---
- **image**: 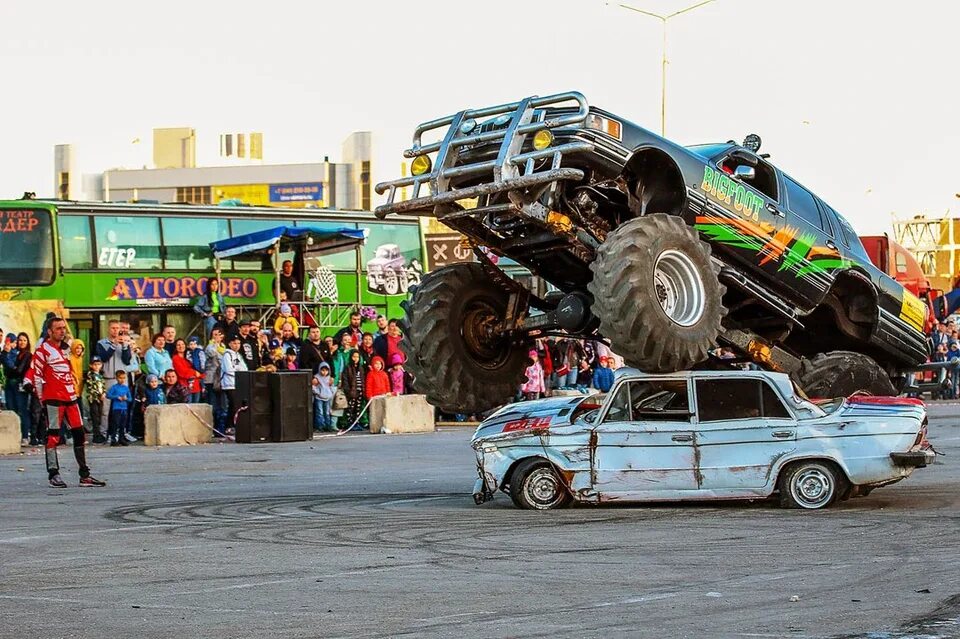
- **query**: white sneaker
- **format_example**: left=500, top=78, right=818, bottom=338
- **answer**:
left=124, top=433, right=137, bottom=442
left=20, top=438, right=28, bottom=446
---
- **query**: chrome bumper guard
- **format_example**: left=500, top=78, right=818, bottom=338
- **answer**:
left=375, top=91, right=594, bottom=220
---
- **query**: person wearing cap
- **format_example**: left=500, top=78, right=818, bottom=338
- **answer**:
left=388, top=352, right=406, bottom=395
left=83, top=355, right=108, bottom=444
left=142, top=373, right=166, bottom=410
left=220, top=334, right=248, bottom=432
left=238, top=319, right=260, bottom=370
left=520, top=349, right=545, bottom=401
left=273, top=303, right=301, bottom=335
left=268, top=338, right=284, bottom=368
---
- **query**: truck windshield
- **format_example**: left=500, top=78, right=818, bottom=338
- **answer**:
left=686, top=143, right=735, bottom=159
left=0, top=208, right=55, bottom=285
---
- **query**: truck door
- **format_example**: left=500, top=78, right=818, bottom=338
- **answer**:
left=776, top=173, right=839, bottom=307
left=696, top=150, right=789, bottom=292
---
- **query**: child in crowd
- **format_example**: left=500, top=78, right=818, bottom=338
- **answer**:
left=269, top=339, right=285, bottom=369
left=575, top=358, right=593, bottom=392
left=162, top=369, right=188, bottom=404
left=84, top=356, right=107, bottom=444
left=364, top=356, right=391, bottom=399
left=143, top=374, right=166, bottom=411
left=340, top=350, right=366, bottom=430
left=105, top=369, right=131, bottom=446
left=284, top=347, right=299, bottom=371
left=592, top=356, right=615, bottom=393
left=388, top=352, right=405, bottom=395
left=520, top=349, right=545, bottom=400
left=187, top=335, right=206, bottom=375
left=312, top=362, right=335, bottom=432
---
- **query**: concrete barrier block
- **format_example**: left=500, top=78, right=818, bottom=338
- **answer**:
left=368, top=394, right=435, bottom=434
left=144, top=404, right=214, bottom=446
left=0, top=410, right=20, bottom=455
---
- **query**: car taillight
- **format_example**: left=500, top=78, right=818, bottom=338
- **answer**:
left=914, top=419, right=929, bottom=447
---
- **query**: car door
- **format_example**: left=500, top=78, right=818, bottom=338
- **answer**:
left=692, top=375, right=797, bottom=494
left=591, top=378, right=699, bottom=499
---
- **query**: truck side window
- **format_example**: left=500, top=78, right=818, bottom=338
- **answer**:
left=783, top=176, right=826, bottom=232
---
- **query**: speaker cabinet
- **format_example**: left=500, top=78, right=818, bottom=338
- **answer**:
left=270, top=371, right=312, bottom=442
left=235, top=371, right=272, bottom=443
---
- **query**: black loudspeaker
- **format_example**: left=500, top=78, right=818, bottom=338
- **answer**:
left=270, top=371, right=312, bottom=442
left=235, top=371, right=272, bottom=443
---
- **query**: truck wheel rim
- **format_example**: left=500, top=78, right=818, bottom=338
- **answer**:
left=525, top=467, right=563, bottom=509
left=653, top=249, right=705, bottom=326
left=791, top=467, right=834, bottom=508
left=384, top=271, right=399, bottom=295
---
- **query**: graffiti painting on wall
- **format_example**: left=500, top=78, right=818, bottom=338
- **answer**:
left=365, top=244, right=422, bottom=296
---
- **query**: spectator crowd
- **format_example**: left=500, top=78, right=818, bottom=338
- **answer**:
left=516, top=337, right=622, bottom=401
left=0, top=308, right=411, bottom=446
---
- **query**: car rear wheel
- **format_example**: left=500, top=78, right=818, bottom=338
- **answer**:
left=778, top=461, right=847, bottom=510
left=588, top=214, right=726, bottom=372
left=400, top=263, right=529, bottom=413
left=509, top=458, right=572, bottom=510
left=795, top=351, right=896, bottom=399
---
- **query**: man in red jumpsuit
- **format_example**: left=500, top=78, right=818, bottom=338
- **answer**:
left=27, top=317, right=106, bottom=488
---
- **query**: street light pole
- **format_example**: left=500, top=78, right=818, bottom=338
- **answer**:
left=616, top=0, right=718, bottom=137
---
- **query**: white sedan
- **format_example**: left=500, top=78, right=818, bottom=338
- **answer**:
left=472, top=370, right=934, bottom=510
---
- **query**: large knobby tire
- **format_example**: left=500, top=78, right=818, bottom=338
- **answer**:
left=400, top=263, right=528, bottom=413
left=795, top=351, right=896, bottom=399
left=587, top=214, right=726, bottom=373
left=778, top=460, right=848, bottom=510
left=509, top=458, right=573, bottom=510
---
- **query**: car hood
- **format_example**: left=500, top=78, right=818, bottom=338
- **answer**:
left=472, top=395, right=599, bottom=445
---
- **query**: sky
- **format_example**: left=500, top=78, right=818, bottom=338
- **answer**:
left=1, top=0, right=958, bottom=235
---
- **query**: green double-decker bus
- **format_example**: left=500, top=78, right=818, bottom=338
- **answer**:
left=0, top=199, right=424, bottom=348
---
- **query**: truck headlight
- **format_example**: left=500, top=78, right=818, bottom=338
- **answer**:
left=532, top=130, right=554, bottom=151
left=585, top=114, right=623, bottom=140
left=411, top=155, right=432, bottom=176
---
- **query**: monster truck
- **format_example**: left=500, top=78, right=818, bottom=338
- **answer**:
left=375, top=91, right=929, bottom=413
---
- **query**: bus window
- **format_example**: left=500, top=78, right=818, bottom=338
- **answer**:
left=0, top=208, right=54, bottom=285
left=295, top=220, right=358, bottom=272
left=162, top=217, right=230, bottom=271
left=230, top=219, right=295, bottom=271
left=94, top=216, right=163, bottom=270
left=58, top=215, right=95, bottom=270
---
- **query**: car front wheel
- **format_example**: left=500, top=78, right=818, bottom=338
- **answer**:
left=778, top=461, right=847, bottom=510
left=509, top=459, right=573, bottom=510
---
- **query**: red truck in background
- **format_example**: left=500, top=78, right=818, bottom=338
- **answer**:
left=861, top=235, right=939, bottom=333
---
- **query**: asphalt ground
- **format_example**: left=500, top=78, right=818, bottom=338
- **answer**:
left=0, top=405, right=957, bottom=639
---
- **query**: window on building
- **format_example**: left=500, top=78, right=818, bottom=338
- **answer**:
left=162, top=217, right=230, bottom=270
left=695, top=378, right=791, bottom=422
left=58, top=215, right=95, bottom=269
left=175, top=186, right=211, bottom=204
left=360, top=160, right=371, bottom=210
left=94, top=216, right=163, bottom=270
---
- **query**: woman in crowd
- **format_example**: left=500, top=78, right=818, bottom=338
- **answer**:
left=145, top=333, right=174, bottom=378
left=171, top=338, right=203, bottom=403
left=193, top=278, right=225, bottom=338
left=339, top=349, right=366, bottom=430
left=2, top=333, right=34, bottom=445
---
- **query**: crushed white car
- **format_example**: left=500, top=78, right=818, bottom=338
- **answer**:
left=472, top=370, right=934, bottom=510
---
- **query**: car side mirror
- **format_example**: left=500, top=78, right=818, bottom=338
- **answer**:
left=733, top=165, right=756, bottom=181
